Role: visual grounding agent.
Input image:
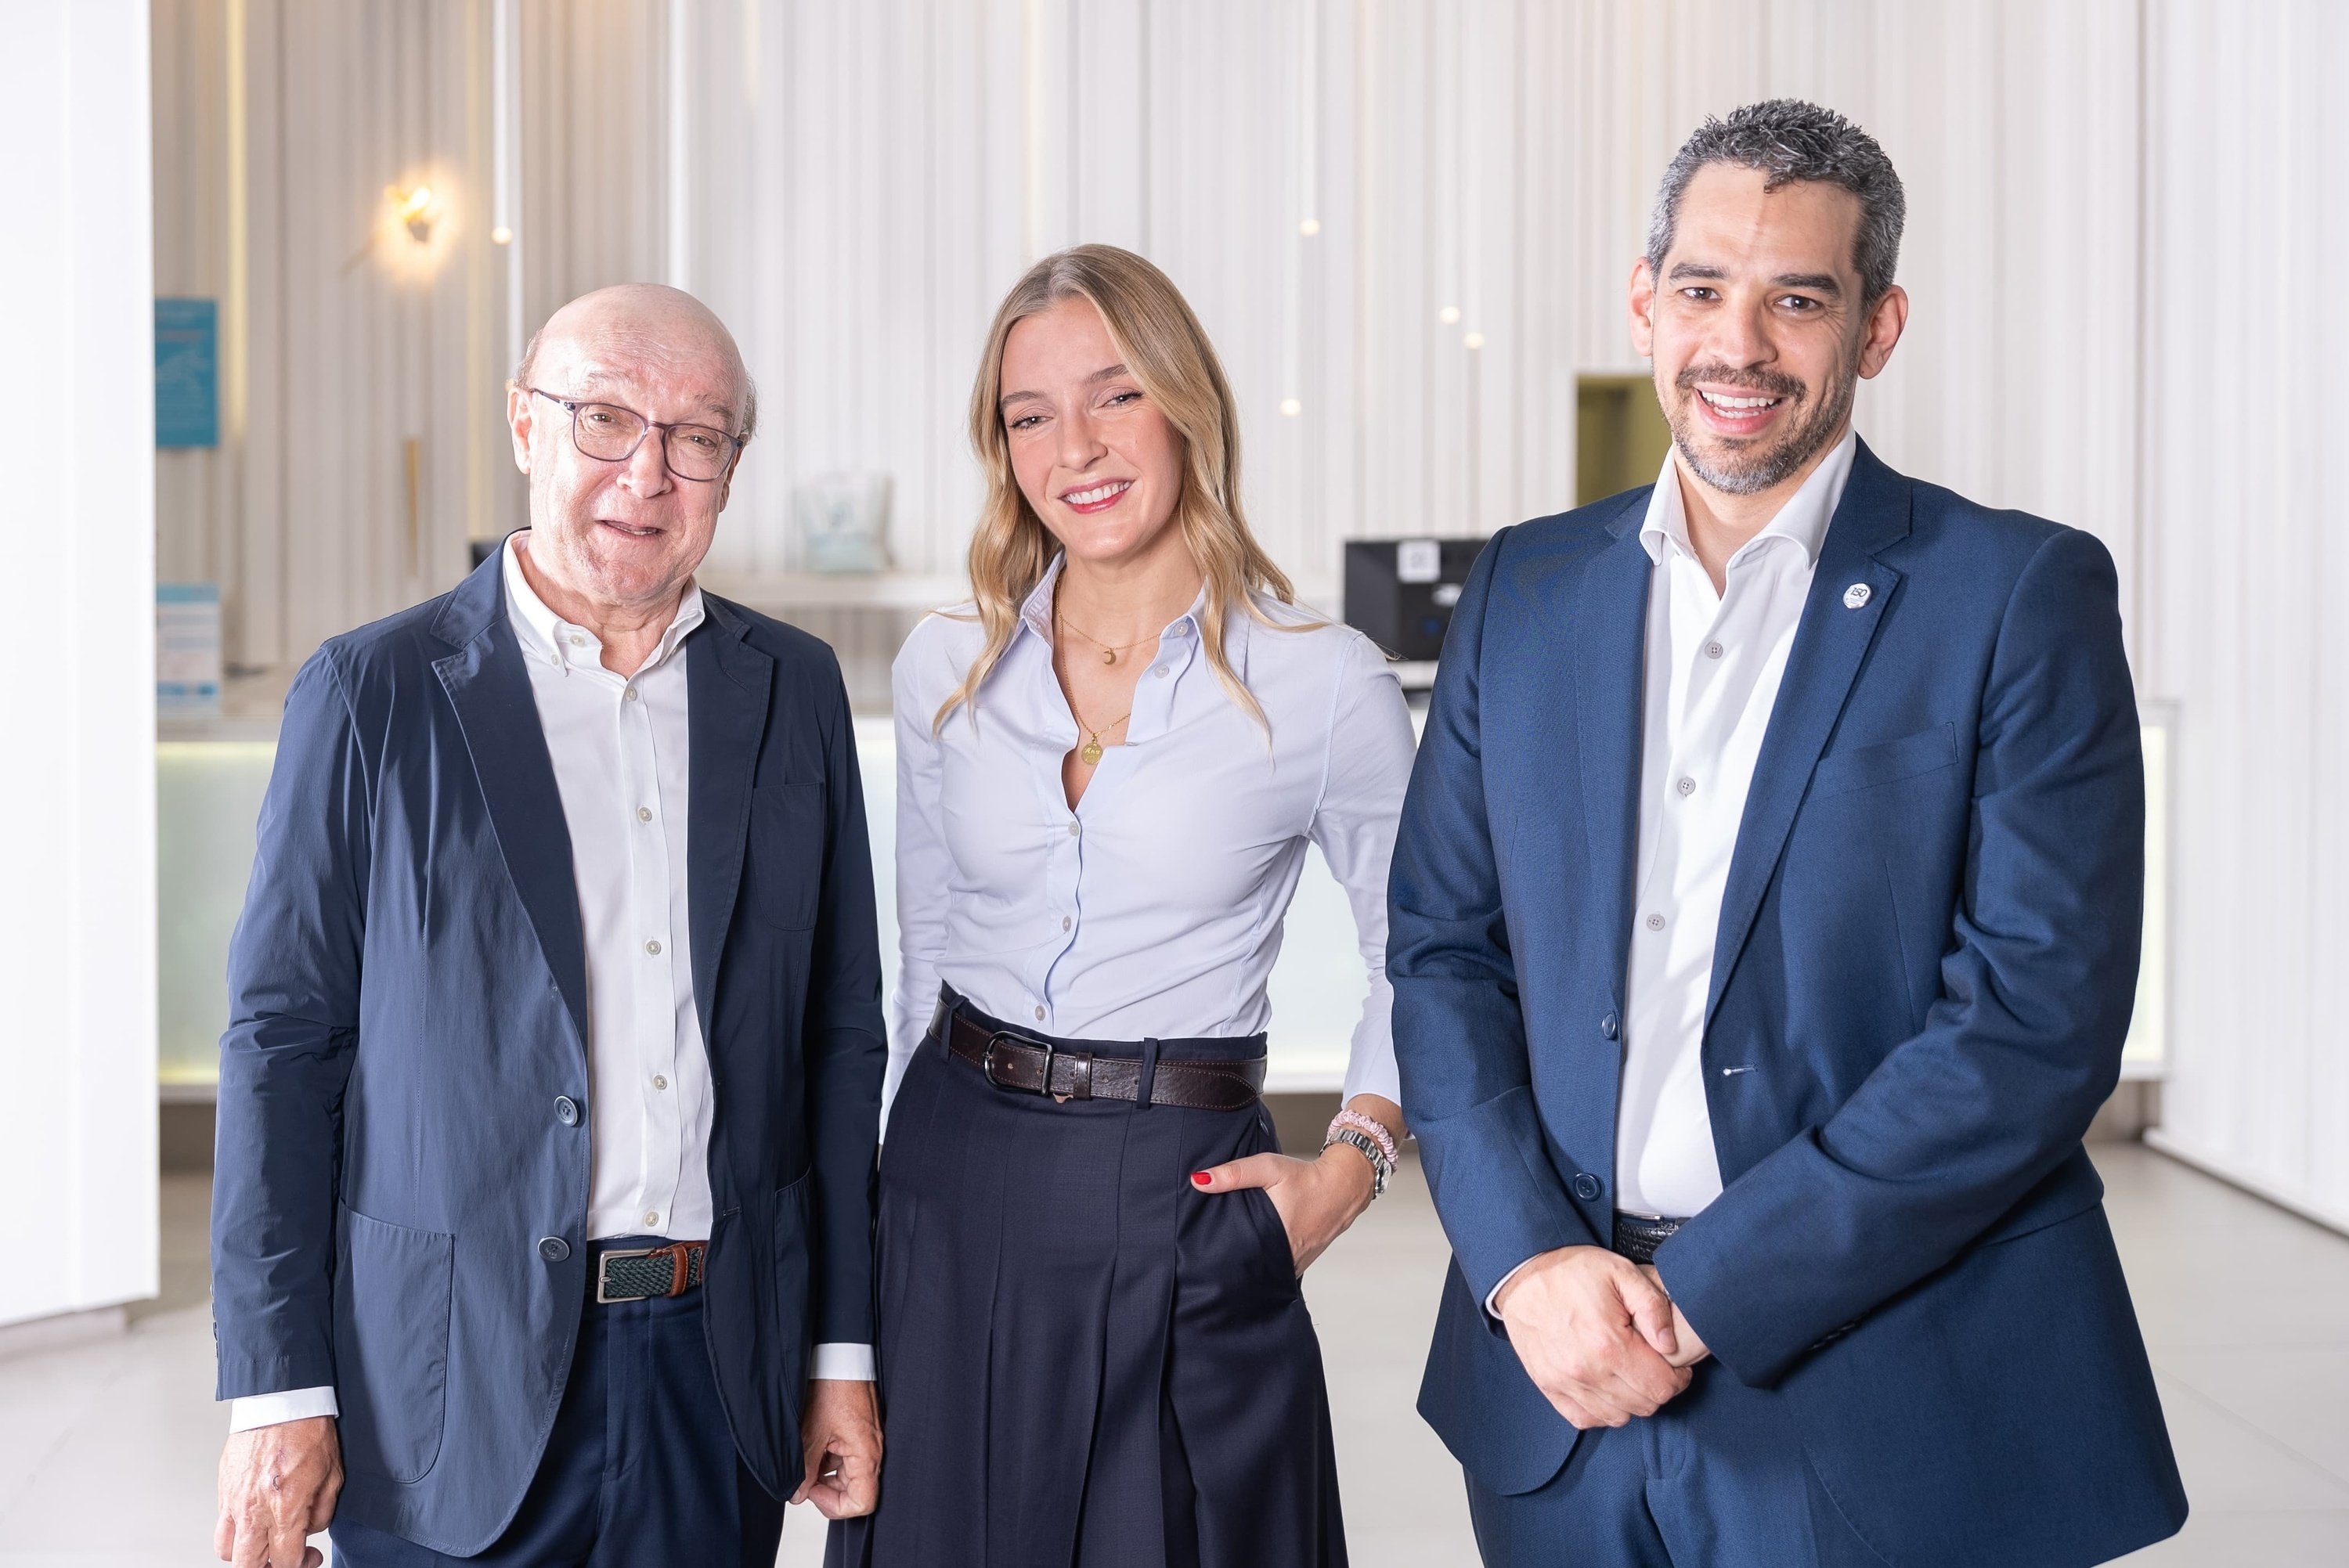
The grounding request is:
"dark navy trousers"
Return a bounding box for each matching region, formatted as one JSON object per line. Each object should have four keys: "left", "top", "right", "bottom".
{"left": 330, "top": 1251, "right": 785, "bottom": 1567}
{"left": 1465, "top": 1358, "right": 1886, "bottom": 1568}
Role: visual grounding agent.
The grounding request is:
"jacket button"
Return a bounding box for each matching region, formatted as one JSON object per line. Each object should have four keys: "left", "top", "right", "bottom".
{"left": 1572, "top": 1173, "right": 1603, "bottom": 1202}
{"left": 554, "top": 1096, "right": 580, "bottom": 1126}
{"left": 538, "top": 1236, "right": 570, "bottom": 1263}
{"left": 1600, "top": 1013, "right": 1619, "bottom": 1040}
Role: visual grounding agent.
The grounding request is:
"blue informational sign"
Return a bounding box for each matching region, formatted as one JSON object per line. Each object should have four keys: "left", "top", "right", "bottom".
{"left": 155, "top": 297, "right": 219, "bottom": 449}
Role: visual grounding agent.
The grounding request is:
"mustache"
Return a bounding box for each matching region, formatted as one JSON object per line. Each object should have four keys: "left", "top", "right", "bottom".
{"left": 1675, "top": 363, "right": 1807, "bottom": 400}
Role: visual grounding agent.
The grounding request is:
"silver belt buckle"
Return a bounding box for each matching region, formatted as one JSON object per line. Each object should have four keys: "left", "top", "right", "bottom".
{"left": 983, "top": 1030, "right": 1054, "bottom": 1095}
{"left": 594, "top": 1245, "right": 653, "bottom": 1304}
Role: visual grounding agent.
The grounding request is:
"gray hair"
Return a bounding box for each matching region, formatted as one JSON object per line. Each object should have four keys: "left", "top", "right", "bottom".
{"left": 1647, "top": 99, "right": 1906, "bottom": 305}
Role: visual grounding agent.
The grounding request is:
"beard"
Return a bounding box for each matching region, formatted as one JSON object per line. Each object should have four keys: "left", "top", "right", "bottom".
{"left": 1664, "top": 348, "right": 1858, "bottom": 497}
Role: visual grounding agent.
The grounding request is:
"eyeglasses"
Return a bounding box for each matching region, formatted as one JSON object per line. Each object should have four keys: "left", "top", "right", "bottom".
{"left": 528, "top": 387, "right": 744, "bottom": 482}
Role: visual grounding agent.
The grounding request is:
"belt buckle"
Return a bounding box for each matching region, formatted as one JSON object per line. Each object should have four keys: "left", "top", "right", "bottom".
{"left": 983, "top": 1030, "right": 1055, "bottom": 1096}
{"left": 595, "top": 1245, "right": 651, "bottom": 1304}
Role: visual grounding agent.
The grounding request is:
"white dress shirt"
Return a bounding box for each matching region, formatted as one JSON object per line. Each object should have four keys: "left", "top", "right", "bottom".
{"left": 230, "top": 535, "right": 867, "bottom": 1433}
{"left": 888, "top": 555, "right": 1414, "bottom": 1121}
{"left": 1617, "top": 431, "right": 1856, "bottom": 1217}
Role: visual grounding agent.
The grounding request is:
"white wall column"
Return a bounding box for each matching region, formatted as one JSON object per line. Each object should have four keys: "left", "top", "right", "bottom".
{"left": 0, "top": 0, "right": 160, "bottom": 1328}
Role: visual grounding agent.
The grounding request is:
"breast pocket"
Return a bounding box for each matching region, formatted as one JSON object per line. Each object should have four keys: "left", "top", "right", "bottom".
{"left": 743, "top": 782, "right": 824, "bottom": 931}
{"left": 1810, "top": 722, "right": 1959, "bottom": 801}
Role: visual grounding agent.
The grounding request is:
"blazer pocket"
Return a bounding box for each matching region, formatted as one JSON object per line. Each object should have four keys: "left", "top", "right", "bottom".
{"left": 744, "top": 782, "right": 824, "bottom": 931}
{"left": 330, "top": 1206, "right": 454, "bottom": 1485}
{"left": 1810, "top": 722, "right": 1959, "bottom": 801}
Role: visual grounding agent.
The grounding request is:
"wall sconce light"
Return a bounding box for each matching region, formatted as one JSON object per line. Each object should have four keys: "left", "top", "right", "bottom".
{"left": 1279, "top": 398, "right": 1303, "bottom": 417}
{"left": 387, "top": 184, "right": 438, "bottom": 243}
{"left": 1437, "top": 305, "right": 1462, "bottom": 326}
{"left": 491, "top": 225, "right": 514, "bottom": 246}
{"left": 1462, "top": 332, "right": 1486, "bottom": 351}
{"left": 1297, "top": 218, "right": 1322, "bottom": 237}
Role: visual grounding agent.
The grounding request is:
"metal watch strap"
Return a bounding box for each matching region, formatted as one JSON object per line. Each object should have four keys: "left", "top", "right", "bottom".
{"left": 1324, "top": 1126, "right": 1392, "bottom": 1199}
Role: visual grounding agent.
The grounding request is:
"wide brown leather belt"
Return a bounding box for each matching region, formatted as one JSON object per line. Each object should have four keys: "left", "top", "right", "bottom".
{"left": 944, "top": 1007, "right": 1266, "bottom": 1112}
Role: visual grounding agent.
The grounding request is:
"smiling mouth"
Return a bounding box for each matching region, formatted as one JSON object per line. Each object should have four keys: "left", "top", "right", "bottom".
{"left": 1059, "top": 479, "right": 1133, "bottom": 514}
{"left": 597, "top": 518, "right": 663, "bottom": 539}
{"left": 1698, "top": 389, "right": 1784, "bottom": 413}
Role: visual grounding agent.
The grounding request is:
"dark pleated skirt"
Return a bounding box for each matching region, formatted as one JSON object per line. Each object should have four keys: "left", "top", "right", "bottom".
{"left": 827, "top": 991, "right": 1348, "bottom": 1568}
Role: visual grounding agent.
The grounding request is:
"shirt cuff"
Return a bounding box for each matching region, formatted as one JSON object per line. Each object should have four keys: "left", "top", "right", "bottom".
{"left": 229, "top": 1386, "right": 340, "bottom": 1433}
{"left": 810, "top": 1342, "right": 875, "bottom": 1381}
{"left": 1485, "top": 1256, "right": 1538, "bottom": 1320}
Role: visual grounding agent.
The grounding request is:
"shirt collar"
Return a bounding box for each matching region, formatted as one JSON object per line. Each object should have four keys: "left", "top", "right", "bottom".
{"left": 1638, "top": 428, "right": 1859, "bottom": 571}
{"left": 503, "top": 531, "right": 706, "bottom": 674}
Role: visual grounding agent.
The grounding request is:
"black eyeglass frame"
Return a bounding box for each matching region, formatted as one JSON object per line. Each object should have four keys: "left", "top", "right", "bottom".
{"left": 526, "top": 387, "right": 746, "bottom": 482}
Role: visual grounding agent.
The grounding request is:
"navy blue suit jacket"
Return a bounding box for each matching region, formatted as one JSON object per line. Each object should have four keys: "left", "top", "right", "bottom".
{"left": 1391, "top": 443, "right": 2186, "bottom": 1566}
{"left": 210, "top": 550, "right": 886, "bottom": 1553}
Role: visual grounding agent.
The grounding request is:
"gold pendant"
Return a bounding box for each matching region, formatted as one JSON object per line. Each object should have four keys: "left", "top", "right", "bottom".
{"left": 1081, "top": 738, "right": 1104, "bottom": 766}
{"left": 1100, "top": 649, "right": 1117, "bottom": 665}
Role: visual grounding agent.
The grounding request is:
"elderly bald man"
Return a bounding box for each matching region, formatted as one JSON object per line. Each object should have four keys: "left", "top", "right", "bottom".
{"left": 211, "top": 284, "right": 886, "bottom": 1568}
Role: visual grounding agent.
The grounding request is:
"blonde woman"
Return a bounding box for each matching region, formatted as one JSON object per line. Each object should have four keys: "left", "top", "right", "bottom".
{"left": 826, "top": 247, "right": 1413, "bottom": 1567}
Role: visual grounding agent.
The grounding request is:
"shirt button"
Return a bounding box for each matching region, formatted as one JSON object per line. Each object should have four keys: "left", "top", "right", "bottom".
{"left": 1034, "top": 1006, "right": 1047, "bottom": 1021}
{"left": 624, "top": 687, "right": 640, "bottom": 702}
{"left": 1646, "top": 914, "right": 1666, "bottom": 932}
{"left": 538, "top": 1236, "right": 570, "bottom": 1263}
{"left": 1062, "top": 916, "right": 1072, "bottom": 932}
{"left": 637, "top": 806, "right": 653, "bottom": 823}
{"left": 651, "top": 1074, "right": 667, "bottom": 1090}
{"left": 1705, "top": 641, "right": 1724, "bottom": 659}
{"left": 1154, "top": 665, "right": 1169, "bottom": 678}
{"left": 1600, "top": 1013, "right": 1619, "bottom": 1040}
{"left": 1676, "top": 777, "right": 1696, "bottom": 796}
{"left": 1571, "top": 1173, "right": 1604, "bottom": 1202}
{"left": 1067, "top": 821, "right": 1081, "bottom": 837}
{"left": 567, "top": 633, "right": 585, "bottom": 647}
{"left": 645, "top": 939, "right": 662, "bottom": 955}
{"left": 644, "top": 1210, "right": 660, "bottom": 1227}
{"left": 554, "top": 1095, "right": 579, "bottom": 1126}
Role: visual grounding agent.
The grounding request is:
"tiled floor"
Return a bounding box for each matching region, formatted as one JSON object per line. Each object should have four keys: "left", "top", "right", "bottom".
{"left": 2, "top": 1144, "right": 2343, "bottom": 1566}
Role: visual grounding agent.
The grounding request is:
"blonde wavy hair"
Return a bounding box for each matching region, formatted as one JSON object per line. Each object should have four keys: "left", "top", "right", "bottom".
{"left": 935, "top": 244, "right": 1308, "bottom": 732}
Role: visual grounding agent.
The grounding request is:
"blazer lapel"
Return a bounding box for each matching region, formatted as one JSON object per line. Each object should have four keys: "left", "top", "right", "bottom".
{"left": 686, "top": 600, "right": 774, "bottom": 1045}
{"left": 1570, "top": 510, "right": 1657, "bottom": 990}
{"left": 431, "top": 557, "right": 590, "bottom": 1049}
{"left": 1705, "top": 442, "right": 1912, "bottom": 1026}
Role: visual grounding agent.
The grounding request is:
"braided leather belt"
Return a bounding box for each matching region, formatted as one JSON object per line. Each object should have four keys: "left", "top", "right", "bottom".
{"left": 1611, "top": 1213, "right": 1686, "bottom": 1265}
{"left": 944, "top": 1007, "right": 1265, "bottom": 1112}
{"left": 595, "top": 1240, "right": 706, "bottom": 1303}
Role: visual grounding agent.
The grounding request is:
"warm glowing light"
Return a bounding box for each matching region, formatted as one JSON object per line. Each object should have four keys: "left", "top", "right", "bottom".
{"left": 386, "top": 183, "right": 438, "bottom": 243}
{"left": 1463, "top": 331, "right": 1486, "bottom": 351}
{"left": 1438, "top": 305, "right": 1461, "bottom": 326}
{"left": 1279, "top": 398, "right": 1303, "bottom": 417}
{"left": 1297, "top": 218, "right": 1322, "bottom": 237}
{"left": 491, "top": 225, "right": 514, "bottom": 246}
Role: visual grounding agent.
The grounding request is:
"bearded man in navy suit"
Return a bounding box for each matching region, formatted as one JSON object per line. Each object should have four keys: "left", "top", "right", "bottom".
{"left": 1391, "top": 100, "right": 2187, "bottom": 1567}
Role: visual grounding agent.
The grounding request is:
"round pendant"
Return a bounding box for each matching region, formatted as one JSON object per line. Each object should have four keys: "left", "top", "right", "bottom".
{"left": 1100, "top": 649, "right": 1117, "bottom": 665}
{"left": 1081, "top": 740, "right": 1104, "bottom": 766}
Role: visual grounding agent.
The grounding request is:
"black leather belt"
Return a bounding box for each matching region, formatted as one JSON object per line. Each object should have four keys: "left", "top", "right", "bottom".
{"left": 943, "top": 1007, "right": 1265, "bottom": 1112}
{"left": 1611, "top": 1213, "right": 1685, "bottom": 1264}
{"left": 595, "top": 1240, "right": 705, "bottom": 1303}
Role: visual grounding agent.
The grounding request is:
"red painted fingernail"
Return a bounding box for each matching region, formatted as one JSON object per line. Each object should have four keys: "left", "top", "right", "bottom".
{"left": 1190, "top": 1171, "right": 1212, "bottom": 1188}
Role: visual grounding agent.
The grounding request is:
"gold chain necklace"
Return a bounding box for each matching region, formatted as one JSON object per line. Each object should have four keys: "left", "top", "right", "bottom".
{"left": 1057, "top": 612, "right": 1156, "bottom": 666}
{"left": 1066, "top": 697, "right": 1131, "bottom": 767}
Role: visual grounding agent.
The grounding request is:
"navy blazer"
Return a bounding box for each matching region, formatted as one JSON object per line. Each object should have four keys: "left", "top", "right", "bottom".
{"left": 1391, "top": 443, "right": 2186, "bottom": 1567}
{"left": 210, "top": 550, "right": 886, "bottom": 1554}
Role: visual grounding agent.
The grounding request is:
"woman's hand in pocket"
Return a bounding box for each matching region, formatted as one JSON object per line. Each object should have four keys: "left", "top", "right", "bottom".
{"left": 1190, "top": 1147, "right": 1374, "bottom": 1274}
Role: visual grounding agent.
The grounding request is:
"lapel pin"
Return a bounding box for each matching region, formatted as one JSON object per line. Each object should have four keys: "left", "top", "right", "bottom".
{"left": 1842, "top": 582, "right": 1872, "bottom": 610}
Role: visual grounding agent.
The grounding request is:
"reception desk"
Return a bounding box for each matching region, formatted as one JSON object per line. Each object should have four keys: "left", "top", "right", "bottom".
{"left": 158, "top": 704, "right": 2168, "bottom": 1101}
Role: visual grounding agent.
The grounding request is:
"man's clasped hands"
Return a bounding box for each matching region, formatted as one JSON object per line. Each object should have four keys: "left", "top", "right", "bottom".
{"left": 1492, "top": 1247, "right": 1712, "bottom": 1430}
